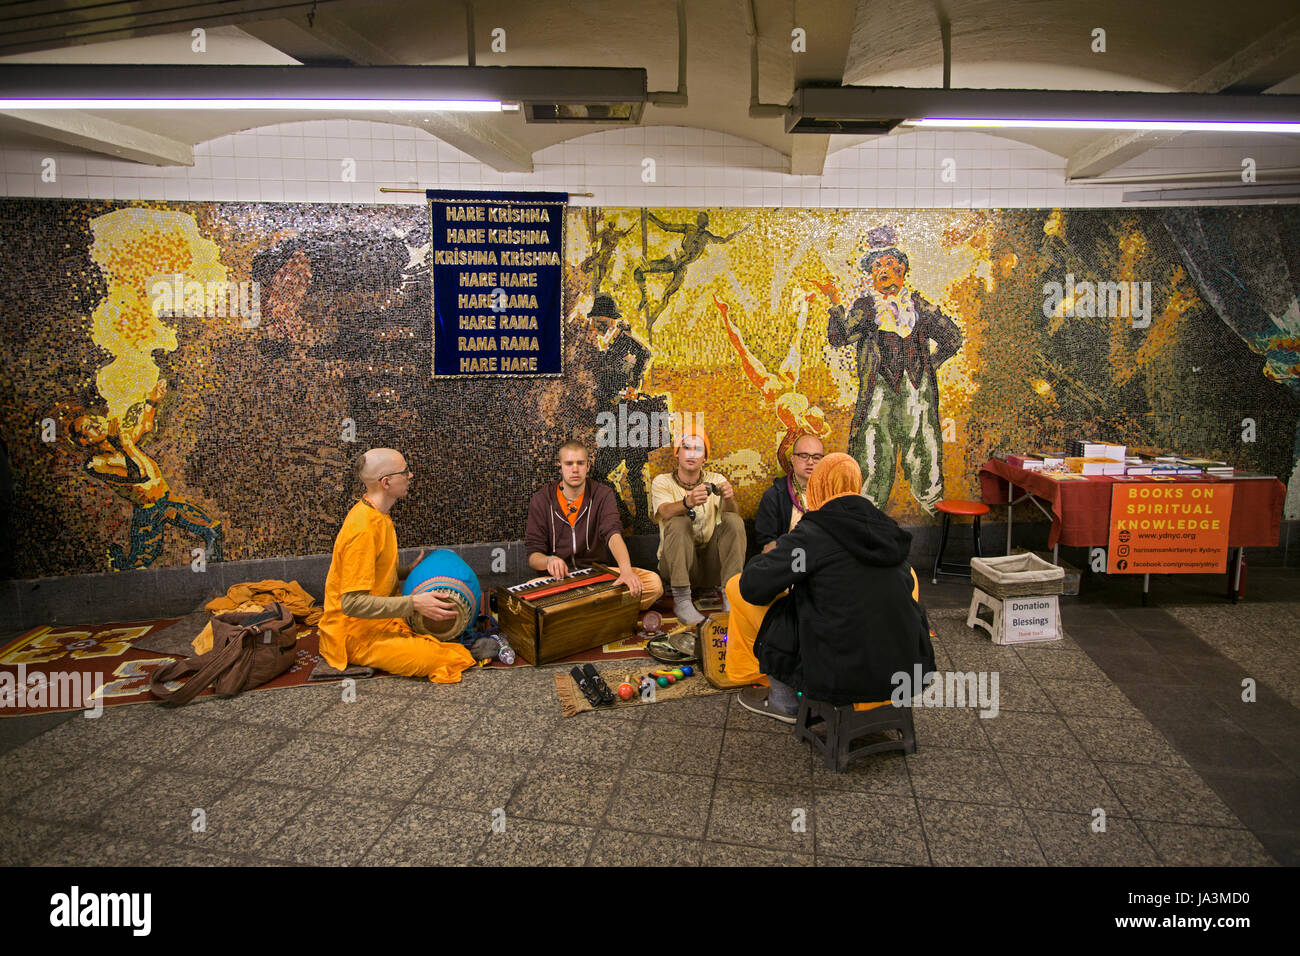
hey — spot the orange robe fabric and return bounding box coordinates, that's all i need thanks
[722,568,920,711]
[317,501,475,683]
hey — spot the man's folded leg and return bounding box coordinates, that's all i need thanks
[345,617,475,683]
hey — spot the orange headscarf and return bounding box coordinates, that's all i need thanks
[672,420,711,458]
[806,453,862,510]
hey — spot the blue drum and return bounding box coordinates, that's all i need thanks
[402,549,481,640]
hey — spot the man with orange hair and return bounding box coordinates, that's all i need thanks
[650,424,746,625]
[316,448,480,683]
[725,453,934,721]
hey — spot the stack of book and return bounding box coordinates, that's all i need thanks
[1065,456,1126,476]
[1178,457,1234,477]
[1067,440,1127,462]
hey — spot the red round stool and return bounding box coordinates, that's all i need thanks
[931,499,991,584]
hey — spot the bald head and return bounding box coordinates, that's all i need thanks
[356,448,409,491]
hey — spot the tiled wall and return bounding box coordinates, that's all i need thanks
[4,121,1300,208]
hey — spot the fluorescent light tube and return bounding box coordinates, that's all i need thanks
[0,98,505,111]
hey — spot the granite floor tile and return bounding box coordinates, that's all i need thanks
[383,700,489,748]
[982,710,1086,757]
[705,779,815,852]
[543,713,640,766]
[359,805,492,866]
[1193,770,1300,835]
[1136,820,1275,866]
[944,644,1031,676]
[98,768,241,842]
[164,721,296,775]
[0,815,82,865]
[810,748,912,795]
[411,748,534,811]
[472,818,596,866]
[998,752,1125,815]
[986,675,1057,715]
[246,733,365,788]
[1156,713,1294,774]
[1023,809,1159,866]
[260,792,402,865]
[19,708,134,758]
[1083,649,1196,687]
[331,740,443,801]
[185,780,314,853]
[718,728,813,785]
[816,855,907,866]
[698,842,814,866]
[308,696,413,738]
[603,767,715,839]
[918,799,1047,866]
[208,684,340,726]
[1064,715,1189,767]
[905,746,1017,806]
[109,715,223,766]
[641,691,730,728]
[586,828,704,866]
[724,692,789,734]
[506,758,619,826]
[912,705,993,749]
[813,790,929,864]
[13,761,148,825]
[1015,647,1111,682]
[632,719,724,776]
[1037,678,1144,719]
[0,747,90,809]
[41,830,220,867]
[1098,762,1243,827]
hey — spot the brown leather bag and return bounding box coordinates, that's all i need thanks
[149,603,299,706]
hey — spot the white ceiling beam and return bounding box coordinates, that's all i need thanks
[1067,11,1300,179]
[790,135,829,175]
[0,109,192,165]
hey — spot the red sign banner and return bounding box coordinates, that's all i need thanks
[1107,482,1234,574]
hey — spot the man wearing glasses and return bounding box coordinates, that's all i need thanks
[315,448,479,683]
[754,434,825,555]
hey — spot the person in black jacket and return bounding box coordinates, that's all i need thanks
[724,453,935,722]
[754,433,824,555]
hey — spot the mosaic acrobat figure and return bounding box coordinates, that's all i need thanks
[712,287,832,476]
[580,217,634,294]
[634,212,748,336]
[823,226,963,514]
[65,379,225,570]
[587,293,665,533]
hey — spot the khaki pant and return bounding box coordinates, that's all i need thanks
[658,512,746,589]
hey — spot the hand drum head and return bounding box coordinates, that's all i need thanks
[403,549,482,641]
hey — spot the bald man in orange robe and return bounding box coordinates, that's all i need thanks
[316,448,477,683]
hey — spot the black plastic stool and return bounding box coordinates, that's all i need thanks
[793,697,916,772]
[931,499,990,584]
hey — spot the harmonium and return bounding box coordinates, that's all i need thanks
[493,564,639,665]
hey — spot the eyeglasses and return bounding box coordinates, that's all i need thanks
[792,453,824,463]
[379,467,412,480]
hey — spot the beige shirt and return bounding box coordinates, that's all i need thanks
[651,469,727,558]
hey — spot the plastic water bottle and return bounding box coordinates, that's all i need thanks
[494,635,516,665]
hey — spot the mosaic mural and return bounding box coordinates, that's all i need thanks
[1,198,1297,579]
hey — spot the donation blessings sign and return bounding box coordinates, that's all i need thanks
[428,189,567,377]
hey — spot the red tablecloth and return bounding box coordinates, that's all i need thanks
[978,460,1285,550]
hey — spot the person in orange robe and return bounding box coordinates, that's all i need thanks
[316,448,477,683]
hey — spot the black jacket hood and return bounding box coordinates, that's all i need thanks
[800,494,912,567]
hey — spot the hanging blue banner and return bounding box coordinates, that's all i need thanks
[427,189,568,378]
